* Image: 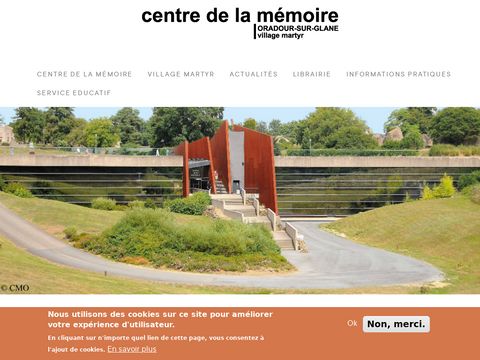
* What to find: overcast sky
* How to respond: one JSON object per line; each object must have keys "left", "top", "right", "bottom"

{"left": 0, "top": 107, "right": 396, "bottom": 133}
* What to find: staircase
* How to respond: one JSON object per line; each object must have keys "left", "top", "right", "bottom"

{"left": 211, "top": 194, "right": 296, "bottom": 250}
{"left": 215, "top": 180, "right": 228, "bottom": 194}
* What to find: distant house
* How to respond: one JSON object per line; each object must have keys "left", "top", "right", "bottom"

{"left": 0, "top": 125, "right": 15, "bottom": 145}
{"left": 373, "top": 133, "right": 386, "bottom": 146}
{"left": 274, "top": 135, "right": 291, "bottom": 144}
{"left": 385, "top": 127, "right": 404, "bottom": 142}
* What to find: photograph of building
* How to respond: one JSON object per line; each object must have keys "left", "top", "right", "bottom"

{"left": 0, "top": 107, "right": 479, "bottom": 295}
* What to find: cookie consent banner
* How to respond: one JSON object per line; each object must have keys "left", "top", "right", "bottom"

{"left": 0, "top": 307, "right": 479, "bottom": 359}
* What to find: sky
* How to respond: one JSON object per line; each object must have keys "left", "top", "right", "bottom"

{"left": 0, "top": 107, "right": 396, "bottom": 133}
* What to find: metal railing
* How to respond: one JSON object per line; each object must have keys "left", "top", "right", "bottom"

{"left": 0, "top": 145, "right": 174, "bottom": 156}
{"left": 278, "top": 148, "right": 420, "bottom": 157}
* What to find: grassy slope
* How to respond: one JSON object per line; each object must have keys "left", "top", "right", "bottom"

{"left": 1, "top": 191, "right": 441, "bottom": 294}
{"left": 325, "top": 196, "right": 480, "bottom": 293}
{"left": 0, "top": 192, "right": 208, "bottom": 238}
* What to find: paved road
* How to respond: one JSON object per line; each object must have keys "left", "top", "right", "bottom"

{"left": 0, "top": 203, "right": 443, "bottom": 289}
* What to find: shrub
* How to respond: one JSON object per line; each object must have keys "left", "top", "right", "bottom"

{"left": 421, "top": 185, "right": 435, "bottom": 200}
{"left": 79, "top": 208, "right": 290, "bottom": 273}
{"left": 64, "top": 226, "right": 78, "bottom": 240}
{"left": 71, "top": 233, "right": 97, "bottom": 249}
{"left": 382, "top": 139, "right": 404, "bottom": 150}
{"left": 470, "top": 185, "right": 480, "bottom": 205}
{"left": 458, "top": 170, "right": 480, "bottom": 190}
{"left": 429, "top": 144, "right": 480, "bottom": 157}
{"left": 3, "top": 183, "right": 33, "bottom": 198}
{"left": 422, "top": 175, "right": 456, "bottom": 200}
{"left": 164, "top": 192, "right": 211, "bottom": 215}
{"left": 429, "top": 144, "right": 460, "bottom": 156}
{"left": 128, "top": 200, "right": 145, "bottom": 209}
{"left": 144, "top": 198, "right": 157, "bottom": 209}
{"left": 0, "top": 176, "right": 5, "bottom": 191}
{"left": 433, "top": 174, "right": 456, "bottom": 198}
{"left": 91, "top": 197, "right": 117, "bottom": 211}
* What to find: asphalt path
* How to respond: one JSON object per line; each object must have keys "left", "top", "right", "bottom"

{"left": 0, "top": 203, "right": 443, "bottom": 289}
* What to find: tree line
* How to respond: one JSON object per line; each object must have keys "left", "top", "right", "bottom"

{"left": 243, "top": 107, "right": 480, "bottom": 151}
{"left": 7, "top": 107, "right": 480, "bottom": 149}
{"left": 9, "top": 107, "right": 224, "bottom": 148}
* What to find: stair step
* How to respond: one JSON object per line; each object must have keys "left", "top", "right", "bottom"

{"left": 273, "top": 231, "right": 291, "bottom": 241}
{"left": 277, "top": 239, "right": 294, "bottom": 244}
{"left": 243, "top": 213, "right": 271, "bottom": 221}
{"left": 277, "top": 241, "right": 295, "bottom": 249}
{"left": 244, "top": 214, "right": 269, "bottom": 220}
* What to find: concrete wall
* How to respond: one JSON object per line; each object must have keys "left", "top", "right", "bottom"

{"left": 0, "top": 154, "right": 183, "bottom": 167}
{"left": 275, "top": 156, "right": 480, "bottom": 168}
{"left": 229, "top": 131, "right": 244, "bottom": 192}
{"left": 3, "top": 154, "right": 478, "bottom": 169}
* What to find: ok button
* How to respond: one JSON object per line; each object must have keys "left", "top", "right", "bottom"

{"left": 363, "top": 316, "right": 430, "bottom": 333}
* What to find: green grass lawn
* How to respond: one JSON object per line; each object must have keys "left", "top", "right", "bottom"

{"left": 324, "top": 195, "right": 480, "bottom": 293}
{"left": 0, "top": 192, "right": 123, "bottom": 238}
{"left": 0, "top": 192, "right": 207, "bottom": 239}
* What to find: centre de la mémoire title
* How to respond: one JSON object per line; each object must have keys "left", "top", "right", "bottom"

{"left": 140, "top": 7, "right": 339, "bottom": 25}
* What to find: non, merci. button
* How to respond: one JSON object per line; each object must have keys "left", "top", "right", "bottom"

{"left": 363, "top": 316, "right": 430, "bottom": 333}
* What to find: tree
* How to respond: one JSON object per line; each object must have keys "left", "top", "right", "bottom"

{"left": 243, "top": 118, "right": 257, "bottom": 130}
{"left": 256, "top": 121, "right": 268, "bottom": 133}
{"left": 147, "top": 107, "right": 223, "bottom": 147}
{"left": 401, "top": 124, "right": 424, "bottom": 149}
{"left": 385, "top": 107, "right": 436, "bottom": 134}
{"left": 430, "top": 107, "right": 480, "bottom": 145}
{"left": 268, "top": 119, "right": 283, "bottom": 136}
{"left": 64, "top": 118, "right": 87, "bottom": 146}
{"left": 43, "top": 107, "right": 76, "bottom": 146}
{"left": 10, "top": 107, "right": 46, "bottom": 144}
{"left": 283, "top": 120, "right": 302, "bottom": 142}
{"left": 326, "top": 126, "right": 378, "bottom": 149}
{"left": 301, "top": 127, "right": 312, "bottom": 149}
{"left": 84, "top": 118, "right": 120, "bottom": 147}
{"left": 111, "top": 107, "right": 146, "bottom": 146}
{"left": 301, "top": 107, "right": 377, "bottom": 149}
